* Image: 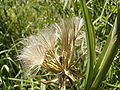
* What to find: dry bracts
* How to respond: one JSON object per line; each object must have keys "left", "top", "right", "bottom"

{"left": 19, "top": 17, "right": 86, "bottom": 90}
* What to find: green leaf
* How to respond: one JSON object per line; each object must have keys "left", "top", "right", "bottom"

{"left": 90, "top": 7, "right": 120, "bottom": 89}
{"left": 80, "top": 0, "right": 96, "bottom": 89}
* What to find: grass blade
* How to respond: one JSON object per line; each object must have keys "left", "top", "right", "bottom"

{"left": 80, "top": 0, "right": 96, "bottom": 89}
{"left": 90, "top": 7, "right": 120, "bottom": 89}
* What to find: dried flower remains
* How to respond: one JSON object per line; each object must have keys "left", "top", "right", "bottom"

{"left": 19, "top": 17, "right": 86, "bottom": 89}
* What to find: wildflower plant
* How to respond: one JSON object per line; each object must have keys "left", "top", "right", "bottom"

{"left": 19, "top": 1, "right": 120, "bottom": 89}
{"left": 19, "top": 17, "right": 86, "bottom": 89}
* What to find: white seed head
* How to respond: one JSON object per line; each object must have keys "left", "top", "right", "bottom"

{"left": 19, "top": 29, "right": 56, "bottom": 75}
{"left": 19, "top": 17, "right": 86, "bottom": 75}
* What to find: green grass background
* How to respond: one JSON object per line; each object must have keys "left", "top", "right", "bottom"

{"left": 0, "top": 0, "right": 120, "bottom": 89}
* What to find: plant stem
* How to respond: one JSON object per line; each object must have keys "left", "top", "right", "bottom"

{"left": 67, "top": 76, "right": 77, "bottom": 90}
{"left": 59, "top": 72, "right": 66, "bottom": 90}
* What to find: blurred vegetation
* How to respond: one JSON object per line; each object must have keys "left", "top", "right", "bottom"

{"left": 0, "top": 0, "right": 120, "bottom": 90}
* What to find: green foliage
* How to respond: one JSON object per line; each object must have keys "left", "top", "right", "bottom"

{"left": 0, "top": 0, "right": 120, "bottom": 89}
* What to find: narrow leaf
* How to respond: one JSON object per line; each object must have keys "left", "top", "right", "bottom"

{"left": 91, "top": 7, "right": 120, "bottom": 89}
{"left": 80, "top": 0, "right": 96, "bottom": 89}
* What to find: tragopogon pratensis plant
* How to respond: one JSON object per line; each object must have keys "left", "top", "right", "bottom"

{"left": 19, "top": 17, "right": 86, "bottom": 90}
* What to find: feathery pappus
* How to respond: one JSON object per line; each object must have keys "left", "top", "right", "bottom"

{"left": 18, "top": 17, "right": 87, "bottom": 89}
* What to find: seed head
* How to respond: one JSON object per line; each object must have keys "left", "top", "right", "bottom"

{"left": 19, "top": 17, "right": 86, "bottom": 76}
